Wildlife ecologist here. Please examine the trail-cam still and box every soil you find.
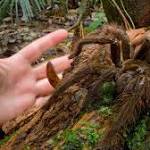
[0,15,72,62]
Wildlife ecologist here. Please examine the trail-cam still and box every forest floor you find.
[0,11,75,62]
[0,8,106,62]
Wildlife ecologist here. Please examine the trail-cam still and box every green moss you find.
[101,81,116,104]
[79,121,104,148]
[83,81,116,112]
[62,130,83,150]
[48,130,83,150]
[50,121,104,149]
[84,127,100,146]
[127,118,149,150]
[79,121,99,128]
[76,121,103,148]
[0,135,11,146]
[0,132,16,147]
[24,145,31,150]
[98,106,112,118]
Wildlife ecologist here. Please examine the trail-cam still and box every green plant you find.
[24,145,31,150]
[98,106,112,117]
[49,121,103,149]
[127,119,148,150]
[63,130,83,150]
[86,127,100,146]
[85,11,107,33]
[78,121,103,147]
[0,132,16,147]
[101,81,116,104]
[0,135,12,146]
[0,0,47,22]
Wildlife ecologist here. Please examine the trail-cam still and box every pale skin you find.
[0,29,72,124]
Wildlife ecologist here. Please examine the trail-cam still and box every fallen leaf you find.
[47,61,60,88]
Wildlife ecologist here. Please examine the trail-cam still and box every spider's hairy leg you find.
[69,24,131,66]
[69,36,114,59]
[133,31,150,63]
[102,24,131,61]
[127,27,146,58]
[110,42,121,67]
[96,73,150,150]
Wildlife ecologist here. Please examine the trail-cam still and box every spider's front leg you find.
[69,24,131,62]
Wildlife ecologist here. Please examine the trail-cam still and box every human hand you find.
[0,29,72,124]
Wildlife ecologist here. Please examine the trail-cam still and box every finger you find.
[36,74,62,97]
[18,29,68,63]
[36,78,54,97]
[34,96,50,108]
[33,55,72,80]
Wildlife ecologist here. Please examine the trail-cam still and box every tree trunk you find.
[102,0,150,28]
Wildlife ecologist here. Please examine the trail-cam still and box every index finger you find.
[18,29,68,63]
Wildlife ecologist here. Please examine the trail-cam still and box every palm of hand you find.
[0,30,71,124]
[0,56,37,123]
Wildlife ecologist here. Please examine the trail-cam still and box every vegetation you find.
[127,117,150,150]
[0,0,106,27]
[0,0,47,21]
[0,132,16,147]
[48,121,104,149]
[101,81,116,104]
[85,11,107,33]
[98,106,112,118]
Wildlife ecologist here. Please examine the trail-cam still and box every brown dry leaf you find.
[47,61,60,88]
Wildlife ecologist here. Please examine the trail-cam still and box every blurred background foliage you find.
[0,0,105,28]
[0,0,107,35]
[85,11,107,33]
[0,0,47,21]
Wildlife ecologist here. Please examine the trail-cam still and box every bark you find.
[2,106,40,134]
[102,0,150,28]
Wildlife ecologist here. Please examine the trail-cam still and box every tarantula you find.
[2,25,150,149]
[47,24,150,150]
